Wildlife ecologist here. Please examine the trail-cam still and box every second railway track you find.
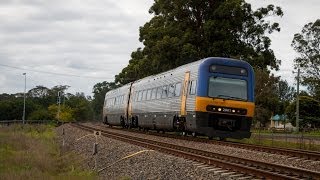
[72,123,320,180]
[93,122,320,161]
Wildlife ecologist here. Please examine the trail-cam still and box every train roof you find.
[105,57,253,95]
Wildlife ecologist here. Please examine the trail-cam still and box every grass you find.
[251,128,320,137]
[228,135,320,152]
[0,124,96,180]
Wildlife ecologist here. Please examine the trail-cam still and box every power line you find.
[0,63,113,80]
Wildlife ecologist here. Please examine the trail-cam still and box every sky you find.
[0,0,319,96]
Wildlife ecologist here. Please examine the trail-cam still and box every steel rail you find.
[72,123,320,180]
[103,125,320,161]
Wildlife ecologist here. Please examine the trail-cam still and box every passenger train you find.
[103,57,255,139]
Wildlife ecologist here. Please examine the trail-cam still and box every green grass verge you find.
[0,124,96,180]
[251,129,320,137]
[228,136,320,152]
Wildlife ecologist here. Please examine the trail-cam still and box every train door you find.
[126,83,133,123]
[180,71,190,116]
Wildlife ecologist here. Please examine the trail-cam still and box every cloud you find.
[0,0,153,96]
[0,0,317,96]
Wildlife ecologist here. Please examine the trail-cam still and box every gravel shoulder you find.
[85,122,320,172]
[56,124,228,180]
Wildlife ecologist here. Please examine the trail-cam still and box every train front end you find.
[195,57,255,139]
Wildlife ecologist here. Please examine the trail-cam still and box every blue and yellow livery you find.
[103,57,255,139]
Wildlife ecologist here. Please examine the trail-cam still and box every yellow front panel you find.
[195,96,255,117]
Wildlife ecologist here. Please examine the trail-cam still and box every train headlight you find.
[218,108,222,112]
[232,109,235,113]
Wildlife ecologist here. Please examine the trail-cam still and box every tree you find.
[286,93,320,128]
[277,80,295,114]
[48,104,75,122]
[254,69,280,126]
[292,19,320,99]
[65,93,93,121]
[91,81,118,120]
[115,0,283,85]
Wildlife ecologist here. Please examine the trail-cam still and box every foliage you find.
[286,94,320,128]
[0,98,37,120]
[292,19,320,99]
[65,93,94,121]
[48,104,75,122]
[115,0,283,85]
[27,109,52,120]
[0,85,93,122]
[91,81,118,120]
[254,69,279,125]
[253,69,295,126]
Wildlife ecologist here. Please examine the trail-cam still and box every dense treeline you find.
[0,85,93,122]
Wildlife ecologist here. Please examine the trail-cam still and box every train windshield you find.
[208,77,247,101]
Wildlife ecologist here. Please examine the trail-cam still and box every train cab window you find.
[156,87,162,99]
[189,80,197,95]
[161,85,168,98]
[138,91,143,101]
[151,88,157,100]
[142,90,147,101]
[168,84,175,98]
[147,89,152,100]
[174,82,182,97]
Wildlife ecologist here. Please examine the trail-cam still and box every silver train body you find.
[103,57,255,139]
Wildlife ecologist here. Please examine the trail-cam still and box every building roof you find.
[271,114,287,121]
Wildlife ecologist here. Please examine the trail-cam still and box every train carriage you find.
[103,57,255,139]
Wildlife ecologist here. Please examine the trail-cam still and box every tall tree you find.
[286,92,320,128]
[115,0,283,85]
[292,19,320,99]
[65,93,93,121]
[254,69,280,125]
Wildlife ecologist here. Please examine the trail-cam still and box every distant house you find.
[270,114,293,131]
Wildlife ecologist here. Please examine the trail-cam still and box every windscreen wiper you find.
[217,95,246,101]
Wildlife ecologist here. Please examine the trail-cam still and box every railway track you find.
[72,123,320,179]
[97,123,320,161]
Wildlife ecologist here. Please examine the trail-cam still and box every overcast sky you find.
[0,0,318,96]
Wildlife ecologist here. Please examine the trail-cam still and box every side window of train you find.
[138,91,142,102]
[142,90,147,101]
[189,80,197,95]
[151,88,157,100]
[161,85,168,98]
[174,82,182,97]
[168,84,174,98]
[147,89,152,100]
[156,87,162,99]
[135,91,139,102]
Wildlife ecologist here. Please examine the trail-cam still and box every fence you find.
[251,127,320,151]
[0,120,54,125]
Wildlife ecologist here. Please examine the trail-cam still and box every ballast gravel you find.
[84,122,320,172]
[56,124,232,180]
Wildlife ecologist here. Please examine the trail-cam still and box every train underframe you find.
[103,111,252,140]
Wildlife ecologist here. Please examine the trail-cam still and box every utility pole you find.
[22,73,26,124]
[296,68,300,132]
